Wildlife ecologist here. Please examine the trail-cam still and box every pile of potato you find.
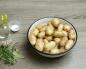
[29,18,76,54]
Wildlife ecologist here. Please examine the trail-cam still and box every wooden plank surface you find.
[0,0,86,69]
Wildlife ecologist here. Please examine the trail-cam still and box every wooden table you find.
[0,0,86,69]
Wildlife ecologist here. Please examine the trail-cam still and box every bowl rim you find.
[27,16,78,56]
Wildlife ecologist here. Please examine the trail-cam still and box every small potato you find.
[31,28,39,36]
[37,31,45,38]
[35,39,44,51]
[44,41,56,52]
[29,33,36,45]
[62,31,68,37]
[43,39,48,44]
[54,31,64,38]
[64,24,71,32]
[60,37,68,47]
[54,38,61,44]
[37,24,44,30]
[58,23,64,31]
[65,40,74,50]
[45,36,53,41]
[39,25,47,32]
[59,47,65,53]
[50,48,60,54]
[51,18,60,27]
[45,25,54,36]
[69,30,76,40]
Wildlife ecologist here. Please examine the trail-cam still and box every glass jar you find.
[0,15,9,41]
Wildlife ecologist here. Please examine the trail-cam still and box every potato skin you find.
[60,37,68,47]
[45,36,53,41]
[54,38,61,44]
[62,31,68,37]
[65,40,74,50]
[50,48,60,54]
[37,31,45,38]
[45,25,54,36]
[44,41,56,52]
[29,33,36,45]
[51,18,60,27]
[64,24,71,32]
[58,24,64,31]
[69,30,76,40]
[54,31,64,38]
[35,39,44,51]
[31,28,39,36]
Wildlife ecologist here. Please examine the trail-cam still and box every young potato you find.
[45,25,54,36]
[59,47,65,53]
[62,31,68,37]
[31,28,39,36]
[39,25,47,32]
[50,48,60,54]
[37,31,45,38]
[65,40,74,50]
[44,41,56,52]
[63,24,71,32]
[58,23,64,31]
[29,33,36,45]
[51,18,60,27]
[45,36,53,41]
[54,31,64,38]
[35,39,44,51]
[60,37,68,47]
[54,38,61,44]
[69,30,76,40]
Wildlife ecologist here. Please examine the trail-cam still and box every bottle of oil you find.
[0,15,9,41]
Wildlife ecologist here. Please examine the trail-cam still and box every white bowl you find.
[27,17,77,58]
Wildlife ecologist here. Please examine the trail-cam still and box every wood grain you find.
[0,0,86,69]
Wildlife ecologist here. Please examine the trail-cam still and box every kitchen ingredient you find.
[64,24,71,32]
[60,37,68,47]
[58,23,64,31]
[65,40,74,50]
[0,44,23,65]
[35,39,44,51]
[10,25,20,32]
[29,34,36,45]
[29,18,76,54]
[51,18,60,27]
[37,31,45,38]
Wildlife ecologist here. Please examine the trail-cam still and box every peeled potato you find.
[54,38,61,44]
[29,33,36,45]
[60,37,68,46]
[45,25,54,36]
[45,36,53,41]
[58,24,64,31]
[69,30,76,40]
[31,28,39,36]
[50,48,60,54]
[44,41,56,52]
[54,31,64,38]
[35,39,44,51]
[65,40,74,50]
[51,18,60,27]
[64,24,71,32]
[38,31,45,38]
